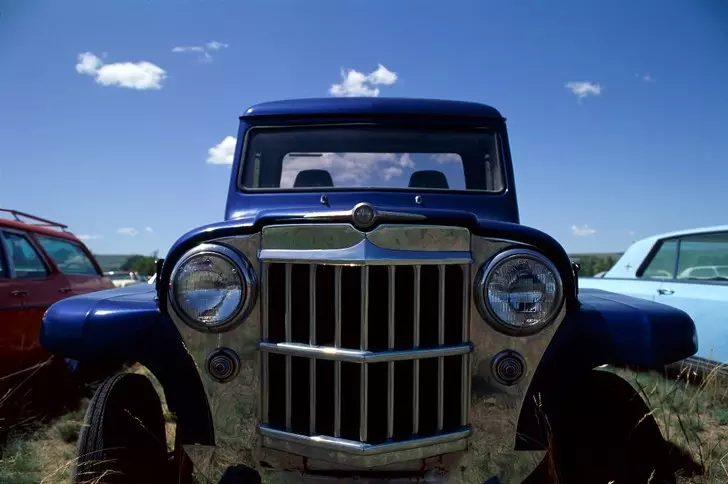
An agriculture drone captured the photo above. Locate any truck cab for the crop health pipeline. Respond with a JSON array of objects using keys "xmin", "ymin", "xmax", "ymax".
[{"xmin": 41, "ymin": 98, "xmax": 697, "ymax": 484}]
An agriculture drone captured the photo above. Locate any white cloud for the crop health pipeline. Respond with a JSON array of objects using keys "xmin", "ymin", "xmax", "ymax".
[
  {"xmin": 432, "ymin": 153, "xmax": 461, "ymax": 164},
  {"xmin": 206, "ymin": 41, "xmax": 229, "ymax": 50},
  {"xmin": 172, "ymin": 41, "xmax": 228, "ymax": 62},
  {"xmin": 207, "ymin": 136, "xmax": 237, "ymax": 164},
  {"xmin": 145, "ymin": 226, "xmax": 153, "ymax": 233},
  {"xmin": 639, "ymin": 73, "xmax": 656, "ymax": 83},
  {"xmin": 329, "ymin": 64, "xmax": 398, "ymax": 97},
  {"xmin": 571, "ymin": 224, "xmax": 597, "ymax": 236},
  {"xmin": 77, "ymin": 234, "xmax": 103, "ymax": 241},
  {"xmin": 117, "ymin": 227, "xmax": 139, "ymax": 236},
  {"xmin": 565, "ymin": 81, "xmax": 602, "ymax": 100},
  {"xmin": 76, "ymin": 52, "xmax": 166, "ymax": 90},
  {"xmin": 281, "ymin": 152, "xmax": 413, "ymax": 187},
  {"xmin": 628, "ymin": 230, "xmax": 636, "ymax": 236}
]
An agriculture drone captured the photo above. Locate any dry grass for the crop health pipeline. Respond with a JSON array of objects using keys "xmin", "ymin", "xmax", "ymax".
[
  {"xmin": 609, "ymin": 365, "xmax": 728, "ymax": 483},
  {"xmin": 0, "ymin": 365, "xmax": 727, "ymax": 483}
]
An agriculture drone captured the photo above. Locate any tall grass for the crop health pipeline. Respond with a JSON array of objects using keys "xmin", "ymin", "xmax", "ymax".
[
  {"xmin": 0, "ymin": 365, "xmax": 726, "ymax": 483},
  {"xmin": 611, "ymin": 365, "xmax": 728, "ymax": 483}
]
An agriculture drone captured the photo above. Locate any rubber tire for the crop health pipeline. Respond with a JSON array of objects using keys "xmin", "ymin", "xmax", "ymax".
[
  {"xmin": 548, "ymin": 370, "xmax": 676, "ymax": 484},
  {"xmin": 73, "ymin": 372, "xmax": 170, "ymax": 484}
]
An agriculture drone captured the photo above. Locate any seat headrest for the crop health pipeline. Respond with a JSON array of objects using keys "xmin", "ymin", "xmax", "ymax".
[
  {"xmin": 408, "ymin": 170, "xmax": 449, "ymax": 189},
  {"xmin": 293, "ymin": 169, "xmax": 334, "ymax": 188}
]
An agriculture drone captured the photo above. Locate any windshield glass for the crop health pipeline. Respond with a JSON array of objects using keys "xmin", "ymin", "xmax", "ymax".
[{"xmin": 240, "ymin": 126, "xmax": 504, "ymax": 192}]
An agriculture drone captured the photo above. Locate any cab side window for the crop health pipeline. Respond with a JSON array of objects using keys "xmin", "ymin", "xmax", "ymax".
[
  {"xmin": 676, "ymin": 232, "xmax": 728, "ymax": 282},
  {"xmin": 3, "ymin": 232, "xmax": 49, "ymax": 279},
  {"xmin": 0, "ymin": 237, "xmax": 7, "ymax": 278},
  {"xmin": 640, "ymin": 239, "xmax": 678, "ymax": 279},
  {"xmin": 36, "ymin": 236, "xmax": 99, "ymax": 276}
]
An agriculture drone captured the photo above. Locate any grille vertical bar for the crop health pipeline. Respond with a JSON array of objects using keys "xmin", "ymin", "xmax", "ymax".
[
  {"xmin": 261, "ymin": 262, "xmax": 270, "ymax": 424},
  {"xmin": 309, "ymin": 265, "xmax": 317, "ymax": 435},
  {"xmin": 437, "ymin": 265, "xmax": 445, "ymax": 433},
  {"xmin": 285, "ymin": 263, "xmax": 293, "ymax": 430},
  {"xmin": 262, "ymin": 259, "xmax": 470, "ymax": 446},
  {"xmin": 460, "ymin": 264, "xmax": 470, "ymax": 427},
  {"xmin": 334, "ymin": 266, "xmax": 342, "ymax": 438},
  {"xmin": 360, "ymin": 266, "xmax": 369, "ymax": 442},
  {"xmin": 412, "ymin": 265, "xmax": 421, "ymax": 436},
  {"xmin": 387, "ymin": 266, "xmax": 396, "ymax": 440}
]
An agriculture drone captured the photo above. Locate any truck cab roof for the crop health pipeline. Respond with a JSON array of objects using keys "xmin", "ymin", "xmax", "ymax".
[{"xmin": 241, "ymin": 97, "xmax": 505, "ymax": 120}]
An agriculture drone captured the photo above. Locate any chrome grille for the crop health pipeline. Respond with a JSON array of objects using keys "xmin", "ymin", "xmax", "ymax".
[{"xmin": 260, "ymin": 262, "xmax": 471, "ymax": 447}]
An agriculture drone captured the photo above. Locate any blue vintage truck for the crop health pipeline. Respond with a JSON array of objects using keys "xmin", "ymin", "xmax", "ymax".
[{"xmin": 41, "ymin": 98, "xmax": 697, "ymax": 484}]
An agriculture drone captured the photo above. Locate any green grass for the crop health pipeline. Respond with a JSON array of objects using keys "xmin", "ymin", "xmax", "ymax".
[{"xmin": 0, "ymin": 366, "xmax": 726, "ymax": 483}]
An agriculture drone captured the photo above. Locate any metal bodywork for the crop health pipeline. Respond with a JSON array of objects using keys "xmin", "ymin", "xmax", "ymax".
[
  {"xmin": 168, "ymin": 225, "xmax": 566, "ymax": 483},
  {"xmin": 0, "ymin": 213, "xmax": 113, "ymax": 378},
  {"xmin": 39, "ymin": 98, "xmax": 699, "ymax": 483},
  {"xmin": 580, "ymin": 224, "xmax": 728, "ymax": 369}
]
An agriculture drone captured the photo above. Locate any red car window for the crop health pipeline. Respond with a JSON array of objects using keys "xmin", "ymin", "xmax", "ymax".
[
  {"xmin": 0, "ymin": 237, "xmax": 7, "ymax": 278},
  {"xmin": 36, "ymin": 235, "xmax": 99, "ymax": 276},
  {"xmin": 3, "ymin": 232, "xmax": 49, "ymax": 279}
]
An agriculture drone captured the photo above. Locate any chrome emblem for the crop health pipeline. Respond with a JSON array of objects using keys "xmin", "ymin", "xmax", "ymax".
[{"xmin": 352, "ymin": 203, "xmax": 377, "ymax": 229}]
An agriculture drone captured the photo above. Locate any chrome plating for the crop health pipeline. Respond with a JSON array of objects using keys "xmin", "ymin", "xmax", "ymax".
[
  {"xmin": 166, "ymin": 229, "xmax": 565, "ymax": 484},
  {"xmin": 474, "ymin": 247, "xmax": 564, "ymax": 336},
  {"xmin": 169, "ymin": 242, "xmax": 258, "ymax": 333}
]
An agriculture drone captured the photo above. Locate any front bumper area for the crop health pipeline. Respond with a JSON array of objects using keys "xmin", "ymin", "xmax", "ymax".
[{"xmin": 169, "ymin": 225, "xmax": 562, "ymax": 484}]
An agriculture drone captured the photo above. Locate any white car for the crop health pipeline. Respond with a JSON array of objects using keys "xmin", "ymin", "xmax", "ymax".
[{"xmin": 104, "ymin": 271, "xmax": 145, "ymax": 288}]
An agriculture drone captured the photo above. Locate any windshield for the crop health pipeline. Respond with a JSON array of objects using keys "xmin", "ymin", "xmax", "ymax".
[{"xmin": 240, "ymin": 126, "xmax": 504, "ymax": 192}]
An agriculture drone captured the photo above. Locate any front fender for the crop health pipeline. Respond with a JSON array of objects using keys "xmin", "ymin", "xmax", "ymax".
[
  {"xmin": 516, "ymin": 288, "xmax": 697, "ymax": 450},
  {"xmin": 40, "ymin": 285, "xmax": 214, "ymax": 446},
  {"xmin": 574, "ymin": 288, "xmax": 697, "ymax": 368}
]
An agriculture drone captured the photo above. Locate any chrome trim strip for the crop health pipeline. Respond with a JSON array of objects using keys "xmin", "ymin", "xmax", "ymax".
[
  {"xmin": 285, "ymin": 263, "xmax": 292, "ymax": 430},
  {"xmin": 368, "ymin": 226, "xmax": 470, "ymax": 252},
  {"xmin": 259, "ymin": 425, "xmax": 471, "ymax": 456},
  {"xmin": 262, "ymin": 224, "xmax": 363, "ymax": 250},
  {"xmin": 334, "ymin": 266, "xmax": 342, "ymax": 438},
  {"xmin": 259, "ymin": 242, "xmax": 471, "ymax": 265},
  {"xmin": 437, "ymin": 265, "xmax": 445, "ymax": 432},
  {"xmin": 301, "ymin": 208, "xmax": 426, "ymax": 225},
  {"xmin": 309, "ymin": 264, "xmax": 317, "ymax": 435},
  {"xmin": 360, "ymin": 266, "xmax": 369, "ymax": 442},
  {"xmin": 413, "ymin": 265, "xmax": 421, "ymax": 435},
  {"xmin": 261, "ymin": 224, "xmax": 469, "ymax": 252},
  {"xmin": 387, "ymin": 266, "xmax": 395, "ymax": 440},
  {"xmin": 261, "ymin": 435, "xmax": 469, "ymax": 469},
  {"xmin": 258, "ymin": 342, "xmax": 472, "ymax": 363},
  {"xmin": 261, "ymin": 262, "xmax": 270, "ymax": 424},
  {"xmin": 461, "ymin": 263, "xmax": 470, "ymax": 427}
]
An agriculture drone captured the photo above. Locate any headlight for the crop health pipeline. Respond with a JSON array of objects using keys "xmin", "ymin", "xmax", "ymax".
[
  {"xmin": 170, "ymin": 244, "xmax": 257, "ymax": 332},
  {"xmin": 475, "ymin": 248, "xmax": 563, "ymax": 335}
]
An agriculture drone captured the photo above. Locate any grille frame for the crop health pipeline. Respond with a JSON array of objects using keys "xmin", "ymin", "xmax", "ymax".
[
  {"xmin": 258, "ymin": 224, "xmax": 473, "ymax": 463},
  {"xmin": 167, "ymin": 227, "xmax": 569, "ymax": 480}
]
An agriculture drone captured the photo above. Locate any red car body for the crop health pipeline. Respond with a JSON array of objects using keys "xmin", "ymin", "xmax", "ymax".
[{"xmin": 0, "ymin": 210, "xmax": 114, "ymax": 378}]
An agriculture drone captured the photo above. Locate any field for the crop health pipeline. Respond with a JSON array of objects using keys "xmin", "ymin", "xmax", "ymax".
[{"xmin": 0, "ymin": 364, "xmax": 726, "ymax": 483}]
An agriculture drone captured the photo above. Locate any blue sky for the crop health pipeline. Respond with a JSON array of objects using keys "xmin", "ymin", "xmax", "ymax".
[{"xmin": 1, "ymin": 0, "xmax": 727, "ymax": 256}]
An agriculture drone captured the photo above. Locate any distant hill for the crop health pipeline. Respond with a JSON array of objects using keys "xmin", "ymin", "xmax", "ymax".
[
  {"xmin": 94, "ymin": 254, "xmax": 131, "ymax": 272},
  {"xmin": 568, "ymin": 252, "xmax": 623, "ymax": 261}
]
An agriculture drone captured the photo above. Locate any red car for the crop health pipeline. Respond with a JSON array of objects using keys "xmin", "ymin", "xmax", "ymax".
[{"xmin": 0, "ymin": 209, "xmax": 114, "ymax": 379}]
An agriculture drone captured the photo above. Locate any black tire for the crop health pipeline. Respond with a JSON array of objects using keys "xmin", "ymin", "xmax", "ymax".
[
  {"xmin": 73, "ymin": 372, "xmax": 170, "ymax": 484},
  {"xmin": 547, "ymin": 370, "xmax": 677, "ymax": 484}
]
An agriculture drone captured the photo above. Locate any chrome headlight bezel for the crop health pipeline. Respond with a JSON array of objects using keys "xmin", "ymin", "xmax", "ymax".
[
  {"xmin": 474, "ymin": 248, "xmax": 564, "ymax": 336},
  {"xmin": 169, "ymin": 243, "xmax": 258, "ymax": 333}
]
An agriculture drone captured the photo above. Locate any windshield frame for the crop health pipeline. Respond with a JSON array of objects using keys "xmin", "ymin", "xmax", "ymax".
[{"xmin": 236, "ymin": 123, "xmax": 507, "ymax": 195}]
